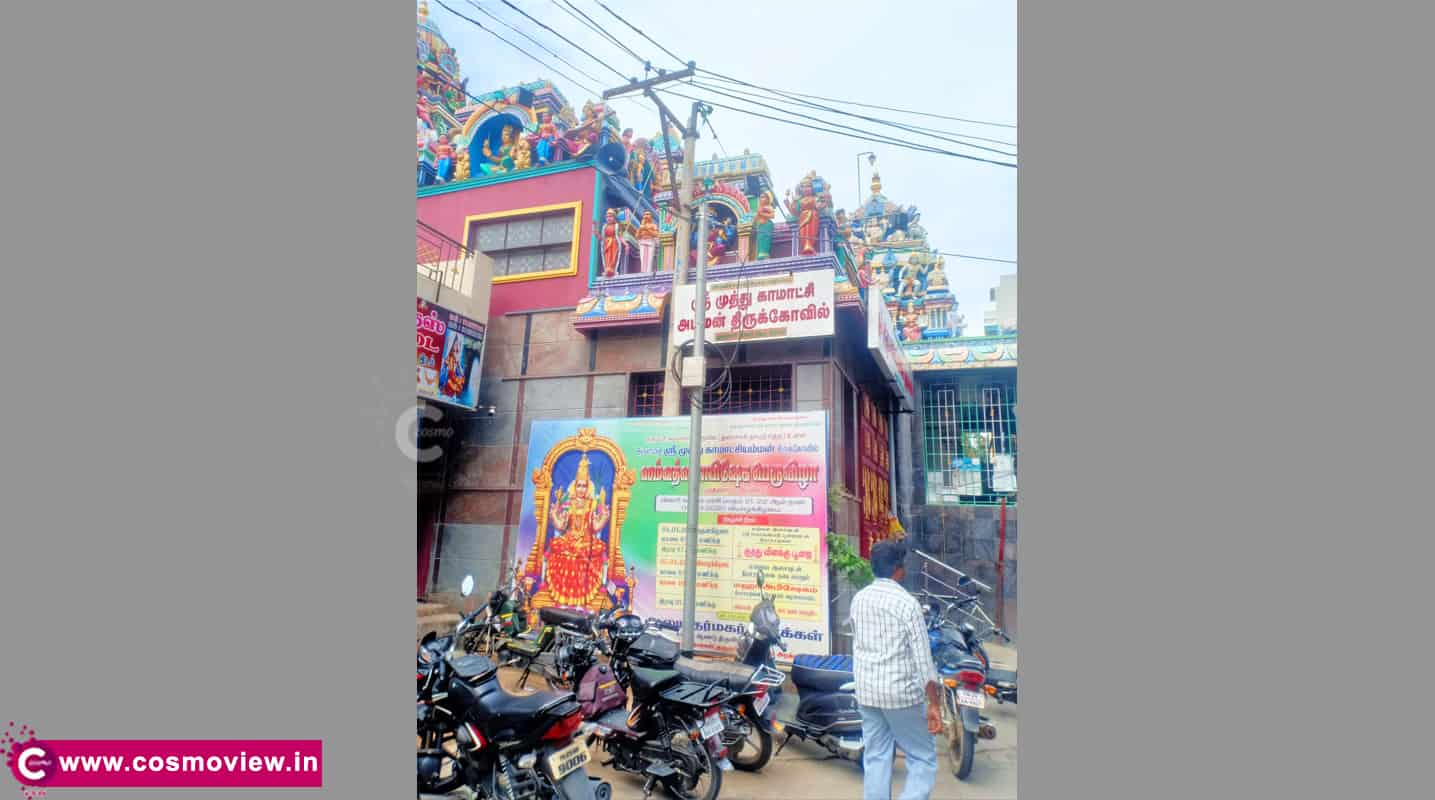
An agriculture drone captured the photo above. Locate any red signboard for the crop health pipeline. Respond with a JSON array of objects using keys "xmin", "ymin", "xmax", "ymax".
[{"xmin": 858, "ymin": 391, "xmax": 894, "ymax": 557}]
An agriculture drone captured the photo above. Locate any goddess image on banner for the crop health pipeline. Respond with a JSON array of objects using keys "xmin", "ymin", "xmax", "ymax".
[{"xmin": 514, "ymin": 412, "xmax": 830, "ymax": 658}]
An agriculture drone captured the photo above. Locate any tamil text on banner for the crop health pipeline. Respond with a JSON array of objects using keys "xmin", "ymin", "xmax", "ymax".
[
  {"xmin": 867, "ymin": 288, "xmax": 916, "ymax": 410},
  {"xmin": 670, "ymin": 269, "xmax": 835, "ymax": 346},
  {"xmin": 417, "ymin": 297, "xmax": 485, "ymax": 410},
  {"xmin": 513, "ymin": 413, "xmax": 830, "ymax": 659}
]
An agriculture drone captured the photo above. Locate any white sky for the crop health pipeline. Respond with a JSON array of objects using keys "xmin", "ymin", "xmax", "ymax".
[{"xmin": 427, "ymin": 0, "xmax": 1016, "ymax": 334}]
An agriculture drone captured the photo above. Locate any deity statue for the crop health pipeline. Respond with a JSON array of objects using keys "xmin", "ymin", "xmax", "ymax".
[
  {"xmin": 535, "ymin": 110, "xmax": 560, "ymax": 165},
  {"xmin": 784, "ymin": 176, "xmax": 821, "ymax": 256},
  {"xmin": 621, "ymin": 128, "xmax": 634, "ymax": 157},
  {"xmin": 417, "ymin": 96, "xmax": 432, "ymax": 128},
  {"xmin": 636, "ymin": 211, "xmax": 659, "ymax": 273},
  {"xmin": 627, "ymin": 139, "xmax": 655, "ymax": 198},
  {"xmin": 542, "ymin": 453, "xmax": 612, "ymax": 609},
  {"xmin": 898, "ymin": 304, "xmax": 925, "ymax": 343},
  {"xmin": 753, "ymin": 192, "xmax": 776, "ymax": 260},
  {"xmin": 454, "ymin": 148, "xmax": 470, "ymax": 181},
  {"xmin": 857, "ymin": 250, "xmax": 875, "ymax": 288},
  {"xmin": 512, "ymin": 136, "xmax": 532, "ymax": 170},
  {"xmin": 434, "ymin": 134, "xmax": 454, "ymax": 182},
  {"xmin": 482, "ymin": 125, "xmax": 517, "ymax": 173},
  {"xmin": 601, "ymin": 208, "xmax": 624, "ymax": 277},
  {"xmin": 926, "ymin": 256, "xmax": 948, "ymax": 291},
  {"xmin": 897, "ymin": 254, "xmax": 928, "ymax": 302}
]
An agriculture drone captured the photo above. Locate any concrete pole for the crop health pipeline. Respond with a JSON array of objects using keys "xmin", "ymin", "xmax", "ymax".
[
  {"xmin": 662, "ymin": 126, "xmax": 700, "ymax": 416},
  {"xmin": 682, "ymin": 201, "xmax": 709, "ymax": 653}
]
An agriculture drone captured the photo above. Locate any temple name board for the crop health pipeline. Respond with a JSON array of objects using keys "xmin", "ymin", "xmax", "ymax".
[{"xmin": 670, "ymin": 269, "xmax": 835, "ymax": 346}]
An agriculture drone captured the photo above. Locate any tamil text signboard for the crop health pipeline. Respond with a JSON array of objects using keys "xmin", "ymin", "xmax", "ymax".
[
  {"xmin": 670, "ymin": 269, "xmax": 835, "ymax": 347},
  {"xmin": 417, "ymin": 297, "xmax": 486, "ymax": 410}
]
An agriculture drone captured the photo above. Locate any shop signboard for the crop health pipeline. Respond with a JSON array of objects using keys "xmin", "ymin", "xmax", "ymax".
[
  {"xmin": 416, "ymin": 297, "xmax": 486, "ymax": 410},
  {"xmin": 867, "ymin": 290, "xmax": 915, "ymax": 411},
  {"xmin": 514, "ymin": 412, "xmax": 830, "ymax": 659},
  {"xmin": 670, "ymin": 269, "xmax": 835, "ymax": 347}
]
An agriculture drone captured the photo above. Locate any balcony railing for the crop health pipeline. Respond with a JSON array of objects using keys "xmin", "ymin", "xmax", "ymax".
[{"xmin": 416, "ymin": 219, "xmax": 468, "ymax": 295}]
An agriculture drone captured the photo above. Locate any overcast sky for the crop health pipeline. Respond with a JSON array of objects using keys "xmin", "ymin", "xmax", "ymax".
[{"xmin": 427, "ymin": 0, "xmax": 1016, "ymax": 334}]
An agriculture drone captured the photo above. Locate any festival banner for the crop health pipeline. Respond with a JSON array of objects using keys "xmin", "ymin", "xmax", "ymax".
[
  {"xmin": 670, "ymin": 269, "xmax": 835, "ymax": 346},
  {"xmin": 513, "ymin": 412, "xmax": 830, "ymax": 659},
  {"xmin": 417, "ymin": 297, "xmax": 486, "ymax": 410}
]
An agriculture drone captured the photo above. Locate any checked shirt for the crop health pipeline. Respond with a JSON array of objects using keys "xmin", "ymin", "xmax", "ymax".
[{"xmin": 848, "ymin": 577, "xmax": 940, "ymax": 709}]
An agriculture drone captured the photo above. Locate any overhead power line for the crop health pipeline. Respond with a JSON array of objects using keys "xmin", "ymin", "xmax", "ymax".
[
  {"xmin": 688, "ymin": 78, "xmax": 1017, "ymax": 155},
  {"xmin": 492, "ymin": 0, "xmax": 628, "ymax": 81},
  {"xmin": 463, "ymin": 0, "xmax": 605, "ymax": 86},
  {"xmin": 698, "ymin": 68, "xmax": 1016, "ymax": 130},
  {"xmin": 433, "ymin": 0, "xmax": 603, "ymax": 96},
  {"xmin": 553, "ymin": 0, "xmax": 649, "ymax": 69},
  {"xmin": 589, "ymin": 0, "xmax": 689, "ymax": 68},
  {"xmin": 689, "ymin": 78, "xmax": 1017, "ymax": 159},
  {"xmin": 657, "ymin": 86, "xmax": 1017, "ymax": 168}
]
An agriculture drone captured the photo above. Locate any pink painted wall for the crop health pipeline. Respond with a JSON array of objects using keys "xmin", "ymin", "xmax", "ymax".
[{"xmin": 417, "ymin": 166, "xmax": 599, "ymax": 318}]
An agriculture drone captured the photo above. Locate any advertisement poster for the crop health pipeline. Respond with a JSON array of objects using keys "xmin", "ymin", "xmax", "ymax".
[
  {"xmin": 416, "ymin": 297, "xmax": 486, "ymax": 410},
  {"xmin": 513, "ymin": 412, "xmax": 830, "ymax": 659},
  {"xmin": 991, "ymin": 453, "xmax": 1018, "ymax": 493},
  {"xmin": 858, "ymin": 391, "xmax": 894, "ymax": 557},
  {"xmin": 671, "ymin": 269, "xmax": 835, "ymax": 346},
  {"xmin": 955, "ymin": 457, "xmax": 985, "ymax": 496}
]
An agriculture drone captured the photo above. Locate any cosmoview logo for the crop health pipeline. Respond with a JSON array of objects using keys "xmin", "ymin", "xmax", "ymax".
[{"xmin": 15, "ymin": 744, "xmax": 53, "ymax": 783}]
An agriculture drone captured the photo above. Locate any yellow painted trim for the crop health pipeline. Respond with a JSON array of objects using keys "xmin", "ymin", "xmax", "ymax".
[{"xmin": 461, "ymin": 201, "xmax": 584, "ymax": 284}]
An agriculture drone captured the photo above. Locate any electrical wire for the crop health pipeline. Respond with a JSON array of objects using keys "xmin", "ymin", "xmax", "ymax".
[
  {"xmin": 493, "ymin": 0, "xmax": 629, "ymax": 81},
  {"xmin": 553, "ymin": 0, "xmax": 649, "ymax": 70},
  {"xmin": 433, "ymin": 0, "xmax": 604, "ymax": 97},
  {"xmin": 698, "ymin": 68, "xmax": 1017, "ymax": 130},
  {"xmin": 464, "ymin": 0, "xmax": 605, "ymax": 86},
  {"xmin": 657, "ymin": 87, "xmax": 1017, "ymax": 168},
  {"xmin": 588, "ymin": 0, "xmax": 689, "ymax": 69},
  {"xmin": 684, "ymin": 79, "xmax": 1018, "ymax": 163},
  {"xmin": 687, "ymin": 78, "xmax": 1017, "ymax": 156}
]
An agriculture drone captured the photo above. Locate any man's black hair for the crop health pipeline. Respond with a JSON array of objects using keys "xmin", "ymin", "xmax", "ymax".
[{"xmin": 870, "ymin": 539, "xmax": 908, "ymax": 579}]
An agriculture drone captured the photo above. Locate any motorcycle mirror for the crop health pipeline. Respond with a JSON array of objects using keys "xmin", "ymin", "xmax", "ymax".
[
  {"xmin": 755, "ymin": 570, "xmax": 765, "ymax": 589},
  {"xmin": 957, "ymin": 575, "xmax": 973, "ymax": 587},
  {"xmin": 460, "ymin": 575, "xmax": 475, "ymax": 597}
]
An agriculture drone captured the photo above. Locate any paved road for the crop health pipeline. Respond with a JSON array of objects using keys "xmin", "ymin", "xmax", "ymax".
[{"xmin": 494, "ymin": 667, "xmax": 1018, "ymax": 800}]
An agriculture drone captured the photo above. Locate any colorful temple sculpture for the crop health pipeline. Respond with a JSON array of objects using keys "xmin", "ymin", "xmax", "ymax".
[
  {"xmin": 841, "ymin": 165, "xmax": 964, "ymax": 340},
  {"xmin": 417, "ymin": 3, "xmax": 626, "ymax": 187}
]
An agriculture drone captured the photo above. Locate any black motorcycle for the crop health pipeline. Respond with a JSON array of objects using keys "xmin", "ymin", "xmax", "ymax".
[
  {"xmin": 721, "ymin": 570, "xmax": 788, "ymax": 772},
  {"xmin": 417, "ymin": 575, "xmax": 609, "ymax": 800},
  {"xmin": 581, "ymin": 617, "xmax": 736, "ymax": 800}
]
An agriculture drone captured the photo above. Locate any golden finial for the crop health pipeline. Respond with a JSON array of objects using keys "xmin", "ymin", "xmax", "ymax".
[
  {"xmin": 870, "ymin": 170, "xmax": 882, "ymax": 196},
  {"xmin": 418, "ymin": 0, "xmax": 429, "ymax": 23}
]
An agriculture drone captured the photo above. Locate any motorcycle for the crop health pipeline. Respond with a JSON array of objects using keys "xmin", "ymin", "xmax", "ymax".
[
  {"xmin": 921, "ymin": 594, "xmax": 997, "ymax": 780},
  {"xmin": 462, "ymin": 560, "xmax": 531, "ymax": 658},
  {"xmin": 578, "ymin": 614, "xmax": 736, "ymax": 800},
  {"xmin": 721, "ymin": 569, "xmax": 788, "ymax": 771},
  {"xmin": 418, "ymin": 575, "xmax": 610, "ymax": 800}
]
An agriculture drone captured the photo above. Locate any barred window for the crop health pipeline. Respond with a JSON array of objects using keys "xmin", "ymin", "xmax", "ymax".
[
  {"xmin": 682, "ymin": 365, "xmax": 792, "ymax": 415},
  {"xmin": 468, "ymin": 209, "xmax": 576, "ymax": 278},
  {"xmin": 628, "ymin": 372, "xmax": 666, "ymax": 417},
  {"xmin": 922, "ymin": 373, "xmax": 1017, "ymax": 506}
]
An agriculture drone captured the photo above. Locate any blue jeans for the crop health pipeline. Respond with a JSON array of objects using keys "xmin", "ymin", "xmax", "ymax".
[{"xmin": 861, "ymin": 703, "xmax": 938, "ymax": 800}]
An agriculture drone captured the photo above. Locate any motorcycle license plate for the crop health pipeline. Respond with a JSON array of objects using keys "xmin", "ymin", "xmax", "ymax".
[
  {"xmin": 957, "ymin": 689, "xmax": 986, "ymax": 709},
  {"xmin": 753, "ymin": 692, "xmax": 771, "ymax": 716},
  {"xmin": 700, "ymin": 712, "xmax": 725, "ymax": 741},
  {"xmin": 545, "ymin": 740, "xmax": 590, "ymax": 781}
]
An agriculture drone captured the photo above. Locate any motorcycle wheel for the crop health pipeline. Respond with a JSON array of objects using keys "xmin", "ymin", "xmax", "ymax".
[
  {"xmin": 940, "ymin": 696, "xmax": 978, "ymax": 780},
  {"xmin": 665, "ymin": 732, "xmax": 721, "ymax": 800},
  {"xmin": 727, "ymin": 721, "xmax": 772, "ymax": 772}
]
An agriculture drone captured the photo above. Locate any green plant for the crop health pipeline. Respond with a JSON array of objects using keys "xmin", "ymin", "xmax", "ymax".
[{"xmin": 828, "ymin": 533, "xmax": 874, "ymax": 590}]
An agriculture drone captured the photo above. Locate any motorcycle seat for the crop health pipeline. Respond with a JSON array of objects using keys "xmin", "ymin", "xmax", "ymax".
[
  {"xmin": 629, "ymin": 665, "xmax": 682, "ymax": 696},
  {"xmin": 673, "ymin": 656, "xmax": 758, "ymax": 692},
  {"xmin": 450, "ymin": 655, "xmax": 497, "ymax": 683},
  {"xmin": 791, "ymin": 655, "xmax": 855, "ymax": 692},
  {"xmin": 539, "ymin": 606, "xmax": 595, "ymax": 631},
  {"xmin": 500, "ymin": 638, "xmax": 544, "ymax": 658},
  {"xmin": 476, "ymin": 686, "xmax": 575, "ymax": 733}
]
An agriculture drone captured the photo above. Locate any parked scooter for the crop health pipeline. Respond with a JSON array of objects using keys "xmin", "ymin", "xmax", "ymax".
[
  {"xmin": 921, "ymin": 594, "xmax": 996, "ymax": 780},
  {"xmin": 417, "ymin": 575, "xmax": 609, "ymax": 800}
]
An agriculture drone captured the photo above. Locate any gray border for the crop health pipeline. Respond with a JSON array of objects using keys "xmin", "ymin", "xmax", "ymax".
[
  {"xmin": 1023, "ymin": 1, "xmax": 1429, "ymax": 797},
  {"xmin": 0, "ymin": 1, "xmax": 413, "ymax": 798}
]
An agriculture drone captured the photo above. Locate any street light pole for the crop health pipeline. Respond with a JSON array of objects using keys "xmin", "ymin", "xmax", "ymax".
[
  {"xmin": 682, "ymin": 193, "xmax": 710, "ymax": 653},
  {"xmin": 856, "ymin": 151, "xmax": 876, "ymax": 206}
]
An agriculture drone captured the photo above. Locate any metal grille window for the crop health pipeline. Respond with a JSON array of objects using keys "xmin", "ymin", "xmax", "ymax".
[
  {"xmin": 682, "ymin": 365, "xmax": 792, "ymax": 415},
  {"xmin": 628, "ymin": 372, "xmax": 666, "ymax": 417},
  {"xmin": 922, "ymin": 374, "xmax": 1017, "ymax": 505},
  {"xmin": 469, "ymin": 210, "xmax": 575, "ymax": 277}
]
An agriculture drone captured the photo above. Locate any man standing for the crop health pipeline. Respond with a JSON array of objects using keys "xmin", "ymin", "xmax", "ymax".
[{"xmin": 849, "ymin": 539, "xmax": 942, "ymax": 800}]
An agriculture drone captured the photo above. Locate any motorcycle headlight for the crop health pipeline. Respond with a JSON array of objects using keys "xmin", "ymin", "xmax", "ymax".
[{"xmin": 746, "ymin": 622, "xmax": 755, "ymax": 637}]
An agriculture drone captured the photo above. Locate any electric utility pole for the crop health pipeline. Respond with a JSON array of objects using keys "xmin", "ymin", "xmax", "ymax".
[{"xmin": 604, "ymin": 66, "xmax": 711, "ymax": 652}]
